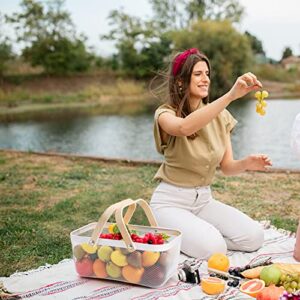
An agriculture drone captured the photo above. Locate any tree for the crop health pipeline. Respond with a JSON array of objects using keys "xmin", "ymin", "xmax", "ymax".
[
  {"xmin": 149, "ymin": 0, "xmax": 245, "ymax": 31},
  {"xmin": 102, "ymin": 9, "xmax": 172, "ymax": 78},
  {"xmin": 6, "ymin": 0, "xmax": 91, "ymax": 74},
  {"xmin": 172, "ymin": 20, "xmax": 253, "ymax": 99},
  {"xmin": 281, "ymin": 47, "xmax": 293, "ymax": 60},
  {"xmin": 0, "ymin": 13, "xmax": 14, "ymax": 77},
  {"xmin": 245, "ymin": 31, "xmax": 265, "ymax": 55}
]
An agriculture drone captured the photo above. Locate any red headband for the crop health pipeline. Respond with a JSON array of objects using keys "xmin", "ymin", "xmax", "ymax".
[{"xmin": 172, "ymin": 48, "xmax": 200, "ymax": 76}]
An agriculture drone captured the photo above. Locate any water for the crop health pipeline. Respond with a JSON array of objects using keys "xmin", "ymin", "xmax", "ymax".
[{"xmin": 1, "ymin": 99, "xmax": 300, "ymax": 170}]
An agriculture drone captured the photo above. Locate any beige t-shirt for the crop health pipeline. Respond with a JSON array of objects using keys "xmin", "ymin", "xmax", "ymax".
[{"xmin": 154, "ymin": 102, "xmax": 237, "ymax": 187}]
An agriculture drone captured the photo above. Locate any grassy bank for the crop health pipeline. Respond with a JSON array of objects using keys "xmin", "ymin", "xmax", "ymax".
[
  {"xmin": 1, "ymin": 71, "xmax": 300, "ymax": 122},
  {"xmin": 0, "ymin": 150, "xmax": 299, "ymax": 277},
  {"xmin": 0, "ymin": 73, "xmax": 158, "ymax": 122}
]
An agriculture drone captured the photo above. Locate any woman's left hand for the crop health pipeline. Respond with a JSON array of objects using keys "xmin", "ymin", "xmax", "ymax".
[{"xmin": 245, "ymin": 154, "xmax": 272, "ymax": 171}]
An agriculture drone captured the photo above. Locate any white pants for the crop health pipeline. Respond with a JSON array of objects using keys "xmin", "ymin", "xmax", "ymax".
[{"xmin": 150, "ymin": 182, "xmax": 264, "ymax": 259}]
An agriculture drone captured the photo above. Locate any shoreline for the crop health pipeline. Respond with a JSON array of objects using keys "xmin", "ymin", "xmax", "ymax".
[
  {"xmin": 1, "ymin": 96, "xmax": 300, "ymax": 123},
  {"xmin": 2, "ymin": 148, "xmax": 300, "ymax": 174}
]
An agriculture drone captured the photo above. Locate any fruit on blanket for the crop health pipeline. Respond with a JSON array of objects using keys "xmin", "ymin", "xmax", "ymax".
[
  {"xmin": 275, "ymin": 263, "xmax": 300, "ymax": 275},
  {"xmin": 242, "ymin": 263, "xmax": 300, "ymax": 279},
  {"xmin": 239, "ymin": 279, "xmax": 265, "ymax": 298},
  {"xmin": 127, "ymin": 251, "xmax": 142, "ymax": 268},
  {"xmin": 142, "ymin": 251, "xmax": 160, "ymax": 267},
  {"xmin": 75, "ymin": 257, "xmax": 94, "ymax": 277},
  {"xmin": 106, "ymin": 261, "xmax": 121, "ymax": 278},
  {"xmin": 97, "ymin": 245, "xmax": 113, "ymax": 262},
  {"xmin": 73, "ymin": 244, "xmax": 85, "ymax": 260},
  {"xmin": 122, "ymin": 265, "xmax": 145, "ymax": 284},
  {"xmin": 260, "ymin": 265, "xmax": 282, "ymax": 286},
  {"xmin": 279, "ymin": 273, "xmax": 300, "ymax": 293},
  {"xmin": 201, "ymin": 277, "xmax": 225, "ymax": 295},
  {"xmin": 142, "ymin": 265, "xmax": 166, "ymax": 287},
  {"xmin": 81, "ymin": 243, "xmax": 97, "ymax": 254},
  {"xmin": 93, "ymin": 259, "xmax": 108, "ymax": 278},
  {"xmin": 256, "ymin": 284, "xmax": 285, "ymax": 300},
  {"xmin": 242, "ymin": 266, "xmax": 265, "ymax": 279},
  {"xmin": 111, "ymin": 249, "xmax": 128, "ymax": 267},
  {"xmin": 207, "ymin": 253, "xmax": 230, "ymax": 272}
]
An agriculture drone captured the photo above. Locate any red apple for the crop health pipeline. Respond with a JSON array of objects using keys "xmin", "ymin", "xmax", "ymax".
[{"xmin": 75, "ymin": 258, "xmax": 94, "ymax": 277}]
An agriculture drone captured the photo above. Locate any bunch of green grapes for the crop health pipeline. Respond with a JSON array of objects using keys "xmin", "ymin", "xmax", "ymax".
[
  {"xmin": 279, "ymin": 273, "xmax": 300, "ymax": 294},
  {"xmin": 255, "ymin": 90, "xmax": 269, "ymax": 116}
]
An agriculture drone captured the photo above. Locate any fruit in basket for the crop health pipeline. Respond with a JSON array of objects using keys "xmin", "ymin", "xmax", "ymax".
[
  {"xmin": 106, "ymin": 261, "xmax": 122, "ymax": 278},
  {"xmin": 111, "ymin": 249, "xmax": 128, "ymax": 267},
  {"xmin": 260, "ymin": 265, "xmax": 282, "ymax": 286},
  {"xmin": 159, "ymin": 252, "xmax": 170, "ymax": 267},
  {"xmin": 127, "ymin": 251, "xmax": 142, "ymax": 268},
  {"xmin": 142, "ymin": 251, "xmax": 160, "ymax": 267},
  {"xmin": 201, "ymin": 277, "xmax": 225, "ymax": 295},
  {"xmin": 93, "ymin": 259, "xmax": 108, "ymax": 278},
  {"xmin": 142, "ymin": 264, "xmax": 166, "ymax": 287},
  {"xmin": 97, "ymin": 245, "xmax": 113, "ymax": 262},
  {"xmin": 73, "ymin": 244, "xmax": 85, "ymax": 260},
  {"xmin": 239, "ymin": 279, "xmax": 265, "ymax": 298},
  {"xmin": 207, "ymin": 253, "xmax": 230, "ymax": 272},
  {"xmin": 119, "ymin": 247, "xmax": 131, "ymax": 255},
  {"xmin": 122, "ymin": 265, "xmax": 145, "ymax": 284},
  {"xmin": 81, "ymin": 243, "xmax": 98, "ymax": 254},
  {"xmin": 75, "ymin": 257, "xmax": 94, "ymax": 277}
]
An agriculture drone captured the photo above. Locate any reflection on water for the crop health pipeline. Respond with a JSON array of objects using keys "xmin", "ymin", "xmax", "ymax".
[{"xmin": 1, "ymin": 99, "xmax": 300, "ymax": 170}]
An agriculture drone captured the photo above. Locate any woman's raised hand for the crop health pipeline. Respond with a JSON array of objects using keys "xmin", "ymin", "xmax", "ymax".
[{"xmin": 228, "ymin": 72, "xmax": 262, "ymax": 101}]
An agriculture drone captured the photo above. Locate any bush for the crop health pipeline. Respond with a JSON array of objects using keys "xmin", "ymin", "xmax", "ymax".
[{"xmin": 172, "ymin": 20, "xmax": 253, "ymax": 99}]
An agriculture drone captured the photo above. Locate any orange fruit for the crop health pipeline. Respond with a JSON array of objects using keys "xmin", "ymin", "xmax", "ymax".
[
  {"xmin": 122, "ymin": 265, "xmax": 144, "ymax": 284},
  {"xmin": 240, "ymin": 279, "xmax": 265, "ymax": 298},
  {"xmin": 93, "ymin": 259, "xmax": 108, "ymax": 278},
  {"xmin": 201, "ymin": 277, "xmax": 225, "ymax": 295},
  {"xmin": 142, "ymin": 251, "xmax": 160, "ymax": 267},
  {"xmin": 207, "ymin": 253, "xmax": 230, "ymax": 272},
  {"xmin": 241, "ymin": 266, "xmax": 264, "ymax": 279}
]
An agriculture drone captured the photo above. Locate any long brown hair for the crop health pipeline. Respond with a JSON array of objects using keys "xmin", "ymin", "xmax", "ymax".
[{"xmin": 169, "ymin": 51, "xmax": 211, "ymax": 119}]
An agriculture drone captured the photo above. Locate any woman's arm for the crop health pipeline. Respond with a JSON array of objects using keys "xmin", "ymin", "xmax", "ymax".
[
  {"xmin": 159, "ymin": 73, "xmax": 262, "ymax": 137},
  {"xmin": 220, "ymin": 134, "xmax": 272, "ymax": 176}
]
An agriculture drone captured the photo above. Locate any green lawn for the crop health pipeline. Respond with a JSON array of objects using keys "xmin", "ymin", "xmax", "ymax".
[{"xmin": 0, "ymin": 150, "xmax": 299, "ymax": 277}]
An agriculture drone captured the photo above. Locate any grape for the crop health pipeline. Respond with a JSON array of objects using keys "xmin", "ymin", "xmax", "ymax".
[
  {"xmin": 262, "ymin": 91, "xmax": 269, "ymax": 98},
  {"xmin": 254, "ymin": 90, "xmax": 269, "ymax": 116},
  {"xmin": 291, "ymin": 281, "xmax": 298, "ymax": 289}
]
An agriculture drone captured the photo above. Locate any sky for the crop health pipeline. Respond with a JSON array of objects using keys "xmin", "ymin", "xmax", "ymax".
[{"xmin": 1, "ymin": 0, "xmax": 300, "ymax": 61}]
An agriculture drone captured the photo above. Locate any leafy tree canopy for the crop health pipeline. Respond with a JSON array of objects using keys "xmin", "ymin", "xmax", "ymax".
[
  {"xmin": 6, "ymin": 0, "xmax": 91, "ymax": 74},
  {"xmin": 0, "ymin": 13, "xmax": 14, "ymax": 76},
  {"xmin": 281, "ymin": 47, "xmax": 293, "ymax": 60},
  {"xmin": 172, "ymin": 20, "xmax": 253, "ymax": 98}
]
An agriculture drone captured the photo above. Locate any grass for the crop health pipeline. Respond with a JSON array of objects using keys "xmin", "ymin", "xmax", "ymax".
[
  {"xmin": 0, "ymin": 75, "xmax": 148, "ymax": 106},
  {"xmin": 0, "ymin": 150, "xmax": 300, "ymax": 277}
]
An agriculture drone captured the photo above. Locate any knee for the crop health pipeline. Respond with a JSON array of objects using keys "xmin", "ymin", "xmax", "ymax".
[
  {"xmin": 181, "ymin": 231, "xmax": 227, "ymax": 260},
  {"xmin": 242, "ymin": 223, "xmax": 264, "ymax": 252}
]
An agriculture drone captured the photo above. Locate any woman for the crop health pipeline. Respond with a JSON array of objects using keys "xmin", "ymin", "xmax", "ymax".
[{"xmin": 150, "ymin": 48, "xmax": 272, "ymax": 259}]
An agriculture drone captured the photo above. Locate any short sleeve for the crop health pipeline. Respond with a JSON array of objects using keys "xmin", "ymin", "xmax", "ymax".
[
  {"xmin": 153, "ymin": 106, "xmax": 176, "ymax": 154},
  {"xmin": 222, "ymin": 109, "xmax": 238, "ymax": 133},
  {"xmin": 291, "ymin": 113, "xmax": 300, "ymax": 159}
]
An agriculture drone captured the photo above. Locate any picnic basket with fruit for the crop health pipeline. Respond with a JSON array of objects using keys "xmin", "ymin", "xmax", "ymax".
[{"xmin": 70, "ymin": 198, "xmax": 182, "ymax": 288}]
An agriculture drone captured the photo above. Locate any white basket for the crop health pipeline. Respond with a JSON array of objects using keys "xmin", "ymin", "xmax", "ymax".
[{"xmin": 70, "ymin": 199, "xmax": 182, "ymax": 288}]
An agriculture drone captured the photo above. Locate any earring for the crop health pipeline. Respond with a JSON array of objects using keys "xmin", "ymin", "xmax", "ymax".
[{"xmin": 179, "ymin": 86, "xmax": 182, "ymax": 92}]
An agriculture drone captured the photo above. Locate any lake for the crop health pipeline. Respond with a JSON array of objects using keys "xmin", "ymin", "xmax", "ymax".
[{"xmin": 1, "ymin": 99, "xmax": 300, "ymax": 170}]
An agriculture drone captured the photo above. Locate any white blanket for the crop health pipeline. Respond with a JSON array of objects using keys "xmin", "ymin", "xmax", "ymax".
[{"xmin": 0, "ymin": 222, "xmax": 297, "ymax": 300}]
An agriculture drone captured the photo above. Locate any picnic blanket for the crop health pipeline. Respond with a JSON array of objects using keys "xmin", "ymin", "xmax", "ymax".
[{"xmin": 0, "ymin": 221, "xmax": 298, "ymax": 300}]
